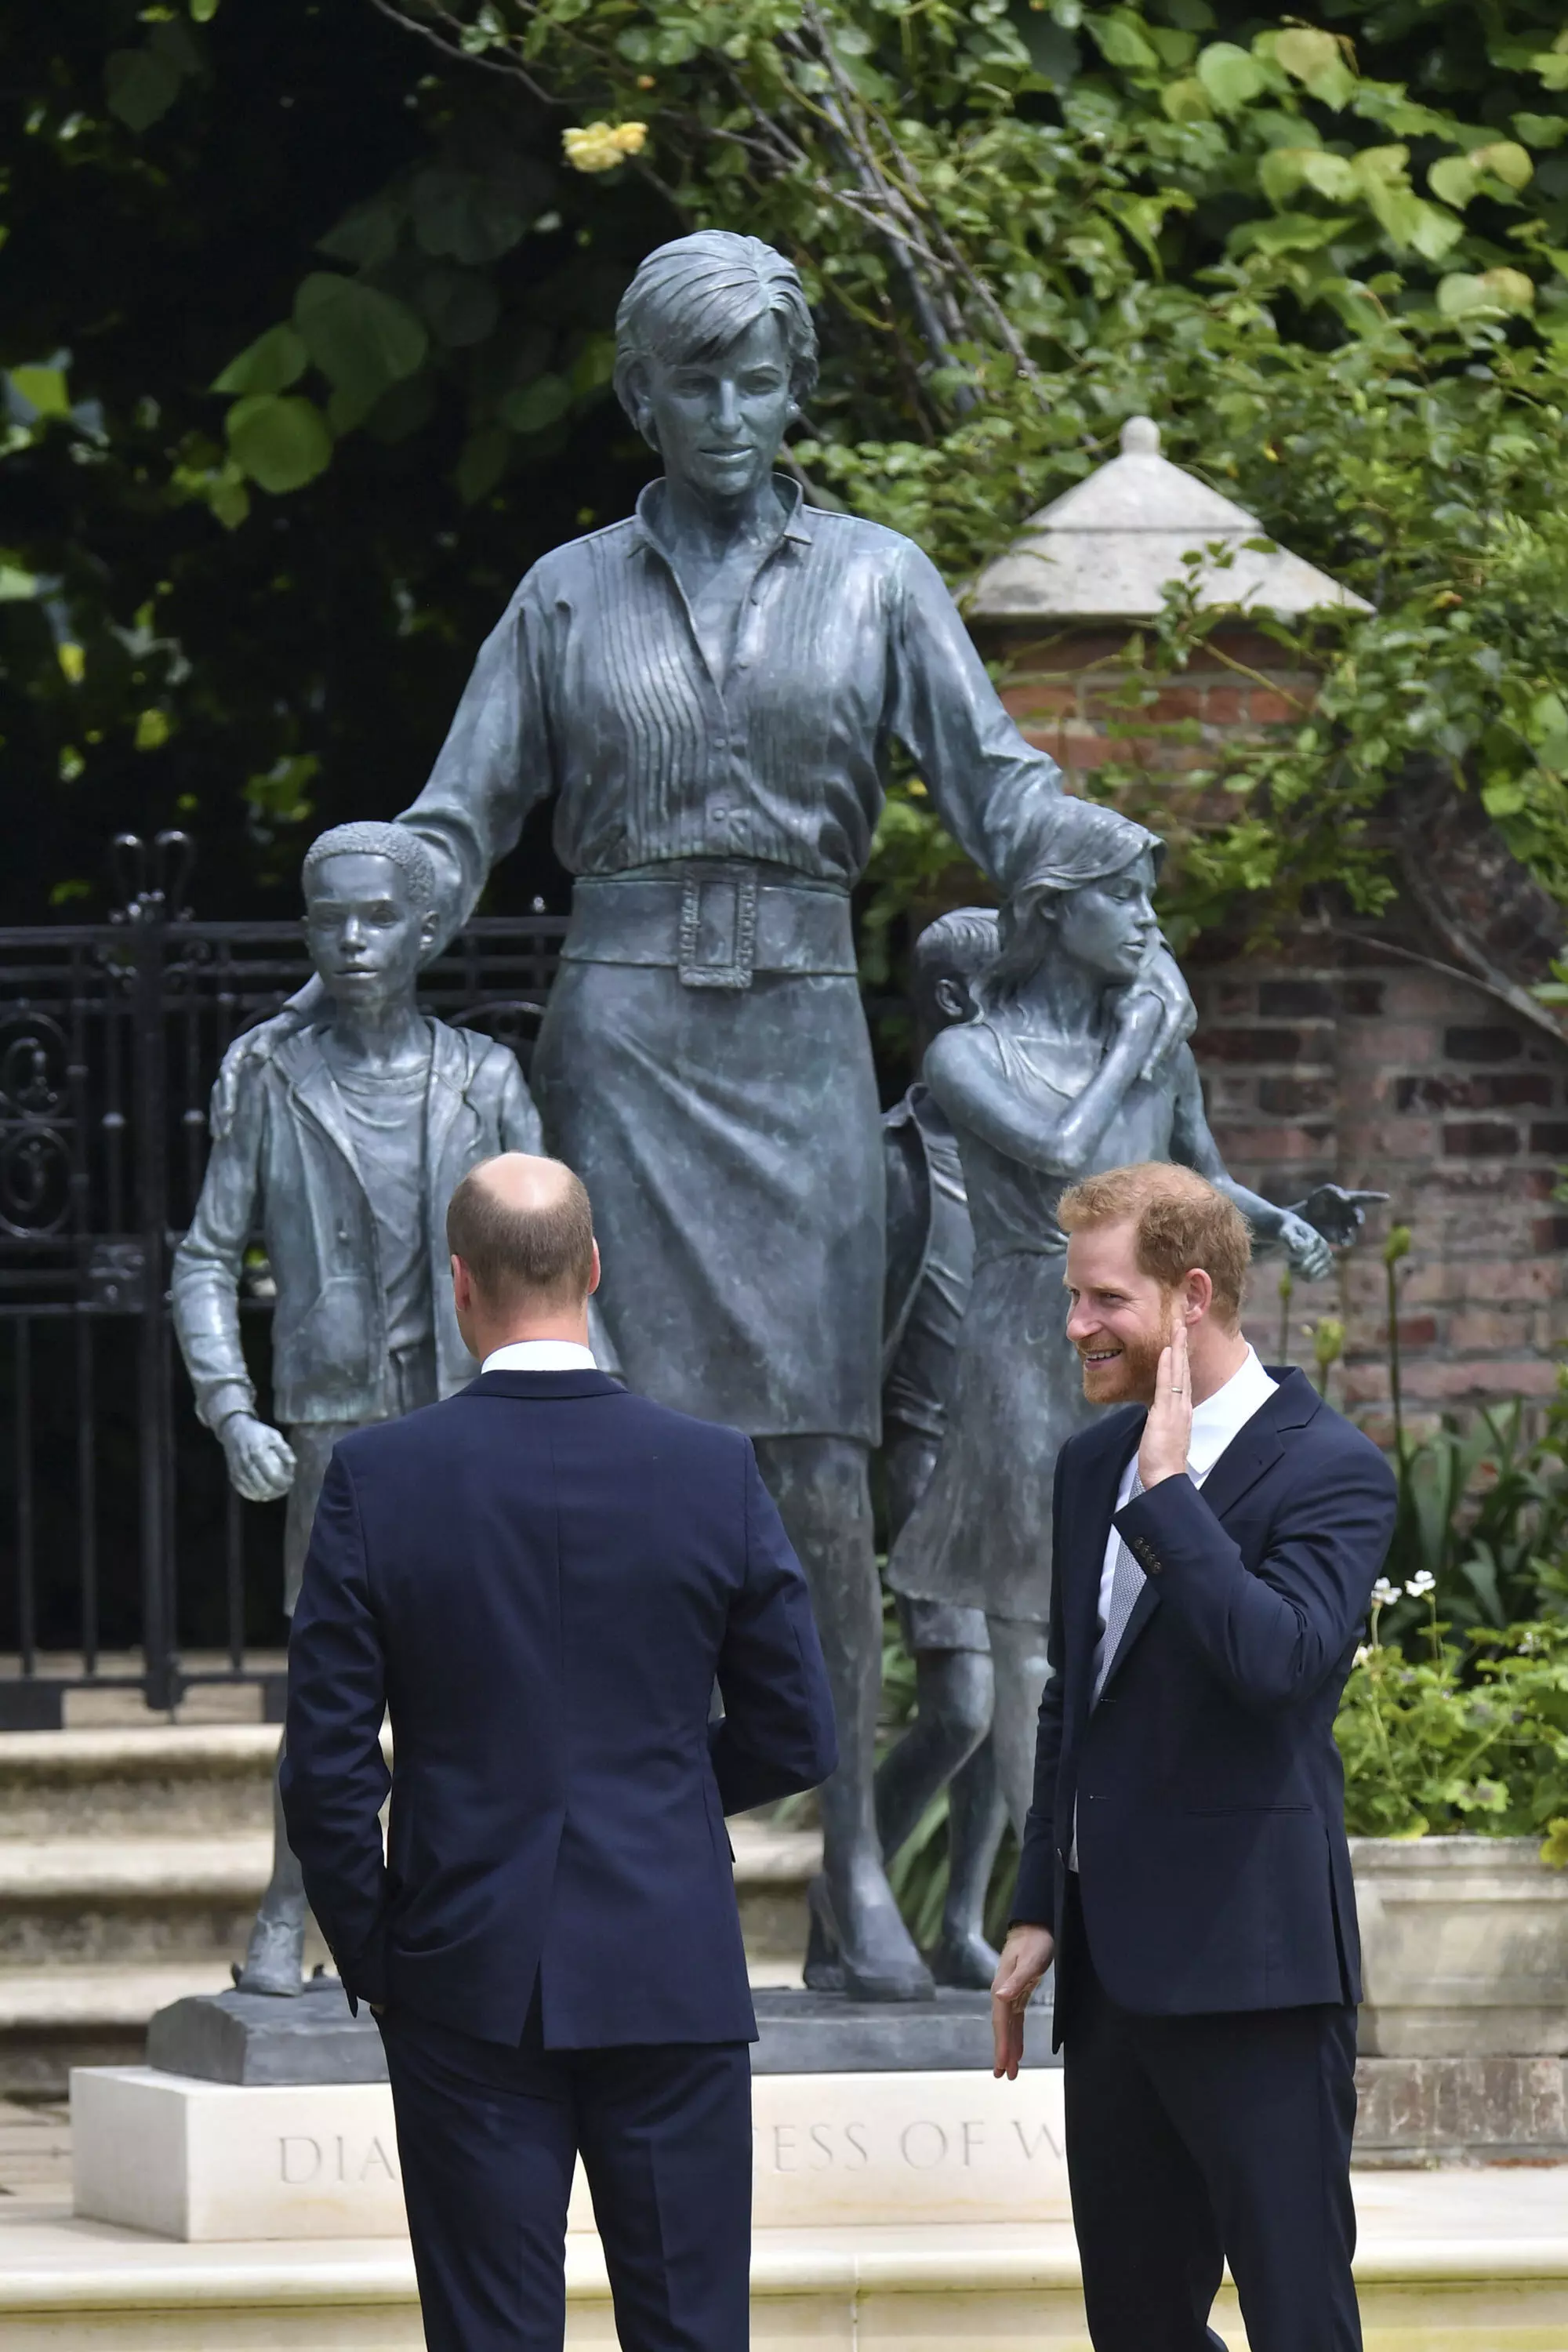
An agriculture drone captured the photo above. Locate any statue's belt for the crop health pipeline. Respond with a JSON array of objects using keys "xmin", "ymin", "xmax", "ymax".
[{"xmin": 563, "ymin": 869, "xmax": 857, "ymax": 991}]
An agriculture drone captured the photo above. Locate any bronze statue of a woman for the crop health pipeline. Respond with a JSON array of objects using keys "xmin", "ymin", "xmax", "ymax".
[{"xmin": 372, "ymin": 233, "xmax": 1193, "ymax": 1999}]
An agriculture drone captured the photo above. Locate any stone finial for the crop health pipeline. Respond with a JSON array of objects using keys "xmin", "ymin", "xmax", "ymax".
[{"xmin": 965, "ymin": 417, "xmax": 1371, "ymax": 622}]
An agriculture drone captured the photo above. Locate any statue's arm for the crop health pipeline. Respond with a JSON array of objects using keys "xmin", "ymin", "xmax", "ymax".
[
  {"xmin": 924, "ymin": 1000, "xmax": 1161, "ymax": 1178},
  {"xmin": 884, "ymin": 541, "xmax": 1063, "ymax": 884},
  {"xmin": 1171, "ymin": 1051, "xmax": 1332, "ymax": 1279},
  {"xmin": 396, "ymin": 578, "xmax": 557, "ymax": 956},
  {"xmin": 170, "ymin": 1054, "xmax": 267, "ymax": 1432}
]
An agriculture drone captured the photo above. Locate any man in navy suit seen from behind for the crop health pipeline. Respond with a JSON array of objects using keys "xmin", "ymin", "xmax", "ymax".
[
  {"xmin": 989, "ymin": 1163, "xmax": 1396, "ymax": 2352},
  {"xmin": 281, "ymin": 1151, "xmax": 837, "ymax": 2352}
]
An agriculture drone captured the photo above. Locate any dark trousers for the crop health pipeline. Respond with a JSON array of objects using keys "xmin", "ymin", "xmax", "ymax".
[
  {"xmin": 379, "ymin": 1995, "xmax": 753, "ymax": 2352},
  {"xmin": 1060, "ymin": 1884, "xmax": 1361, "ymax": 2352}
]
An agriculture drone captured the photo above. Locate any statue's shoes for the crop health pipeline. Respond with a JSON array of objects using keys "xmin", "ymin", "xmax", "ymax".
[
  {"xmin": 928, "ymin": 1924, "xmax": 1001, "ymax": 1991},
  {"xmin": 234, "ymin": 1909, "xmax": 307, "ymax": 1998},
  {"xmin": 829, "ymin": 1870, "xmax": 935, "ymax": 2004},
  {"xmin": 803, "ymin": 1876, "xmax": 848, "ymax": 1993}
]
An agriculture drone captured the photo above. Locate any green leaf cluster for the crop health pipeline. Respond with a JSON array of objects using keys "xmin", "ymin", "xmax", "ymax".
[
  {"xmin": 7, "ymin": 0, "xmax": 1568, "ymax": 942},
  {"xmin": 1337, "ymin": 1612, "xmax": 1568, "ymax": 1848},
  {"xmin": 326, "ymin": 0, "xmax": 1568, "ymax": 945}
]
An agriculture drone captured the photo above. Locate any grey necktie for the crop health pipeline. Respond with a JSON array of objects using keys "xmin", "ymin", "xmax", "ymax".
[{"xmin": 1091, "ymin": 1471, "xmax": 1145, "ymax": 1705}]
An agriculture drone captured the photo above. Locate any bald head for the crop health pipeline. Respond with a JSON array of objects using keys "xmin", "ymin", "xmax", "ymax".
[{"xmin": 446, "ymin": 1154, "xmax": 597, "ymax": 1323}]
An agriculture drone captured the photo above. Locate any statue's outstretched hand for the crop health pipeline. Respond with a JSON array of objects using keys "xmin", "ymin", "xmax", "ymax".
[
  {"xmin": 220, "ymin": 1414, "xmax": 297, "ymax": 1503},
  {"xmin": 1276, "ymin": 1210, "xmax": 1333, "ymax": 1283},
  {"xmin": 1287, "ymin": 1183, "xmax": 1389, "ymax": 1249}
]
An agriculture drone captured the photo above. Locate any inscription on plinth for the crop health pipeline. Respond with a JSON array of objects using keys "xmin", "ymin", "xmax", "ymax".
[
  {"xmin": 750, "ymin": 2069, "xmax": 1069, "ymax": 2225},
  {"xmin": 73, "ymin": 2064, "xmax": 1069, "ymax": 2241}
]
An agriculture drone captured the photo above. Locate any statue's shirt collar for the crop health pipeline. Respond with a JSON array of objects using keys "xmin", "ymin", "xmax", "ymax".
[{"xmin": 627, "ymin": 474, "xmax": 816, "ymax": 564}]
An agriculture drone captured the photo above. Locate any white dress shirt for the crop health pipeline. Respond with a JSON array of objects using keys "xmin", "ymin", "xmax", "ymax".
[
  {"xmin": 481, "ymin": 1340, "xmax": 598, "ymax": 1373},
  {"xmin": 1069, "ymin": 1345, "xmax": 1279, "ymax": 1871}
]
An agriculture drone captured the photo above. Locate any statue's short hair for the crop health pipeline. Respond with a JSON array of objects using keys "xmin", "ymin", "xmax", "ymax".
[
  {"xmin": 913, "ymin": 906, "xmax": 999, "ymax": 986},
  {"xmin": 613, "ymin": 231, "xmax": 819, "ymax": 435},
  {"xmin": 302, "ymin": 822, "xmax": 437, "ymax": 917},
  {"xmin": 1058, "ymin": 1163, "xmax": 1252, "ymax": 1331}
]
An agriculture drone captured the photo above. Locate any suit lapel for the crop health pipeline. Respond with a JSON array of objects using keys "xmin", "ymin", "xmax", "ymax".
[
  {"xmin": 1094, "ymin": 1367, "xmax": 1320, "ymax": 1700},
  {"xmin": 1069, "ymin": 1410, "xmax": 1143, "ymax": 1704}
]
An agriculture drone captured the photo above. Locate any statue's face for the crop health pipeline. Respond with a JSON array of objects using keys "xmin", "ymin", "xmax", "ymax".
[
  {"xmin": 1054, "ymin": 852, "xmax": 1159, "ymax": 986},
  {"xmin": 305, "ymin": 852, "xmax": 434, "ymax": 1007},
  {"xmin": 639, "ymin": 311, "xmax": 794, "ymax": 505}
]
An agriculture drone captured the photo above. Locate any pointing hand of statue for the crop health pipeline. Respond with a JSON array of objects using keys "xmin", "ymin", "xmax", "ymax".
[
  {"xmin": 1287, "ymin": 1183, "xmax": 1389, "ymax": 1249},
  {"xmin": 220, "ymin": 1414, "xmax": 298, "ymax": 1503}
]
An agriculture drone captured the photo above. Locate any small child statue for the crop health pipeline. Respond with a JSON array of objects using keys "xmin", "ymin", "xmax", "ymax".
[
  {"xmin": 172, "ymin": 820, "xmax": 545, "ymax": 1995},
  {"xmin": 877, "ymin": 906, "xmax": 1008, "ymax": 1987}
]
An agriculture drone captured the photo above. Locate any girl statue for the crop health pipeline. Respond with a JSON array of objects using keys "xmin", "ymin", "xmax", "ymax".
[{"xmin": 887, "ymin": 800, "xmax": 1335, "ymax": 1846}]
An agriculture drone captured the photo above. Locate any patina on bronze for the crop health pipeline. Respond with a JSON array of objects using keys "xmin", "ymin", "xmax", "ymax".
[
  {"xmin": 172, "ymin": 822, "xmax": 543, "ymax": 1996},
  {"xmin": 869, "ymin": 909, "xmax": 1007, "ymax": 1992},
  {"xmin": 382, "ymin": 231, "xmax": 1197, "ymax": 2000},
  {"xmin": 888, "ymin": 800, "xmax": 1376, "ymax": 1840}
]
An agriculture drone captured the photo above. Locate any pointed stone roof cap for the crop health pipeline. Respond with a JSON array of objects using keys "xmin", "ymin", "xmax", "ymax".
[{"xmin": 965, "ymin": 417, "xmax": 1371, "ymax": 622}]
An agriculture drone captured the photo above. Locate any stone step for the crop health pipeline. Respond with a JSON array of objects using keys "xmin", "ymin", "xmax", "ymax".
[
  {"xmin": 0, "ymin": 1836, "xmax": 305, "ymax": 1969},
  {"xmin": 0, "ymin": 1726, "xmax": 287, "ymax": 1839},
  {"xmin": 0, "ymin": 1820, "xmax": 817, "ymax": 1962},
  {"xmin": 0, "ymin": 1791, "xmax": 818, "ymax": 2093},
  {"xmin": 6, "ymin": 2172, "xmax": 1568, "ymax": 2348}
]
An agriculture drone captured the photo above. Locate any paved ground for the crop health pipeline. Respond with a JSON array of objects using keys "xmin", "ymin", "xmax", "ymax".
[{"xmin": 0, "ymin": 2099, "xmax": 71, "ymax": 2203}]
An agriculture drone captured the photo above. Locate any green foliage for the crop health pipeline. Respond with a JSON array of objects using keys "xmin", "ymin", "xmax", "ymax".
[
  {"xmin": 0, "ymin": 2, "xmax": 656, "ymax": 920},
  {"xmin": 1376, "ymin": 1395, "xmax": 1568, "ymax": 1641},
  {"xmin": 1336, "ymin": 1604, "xmax": 1568, "ymax": 1849},
  {"xmin": 6, "ymin": 0, "xmax": 1568, "ymax": 936},
  {"xmin": 315, "ymin": 0, "xmax": 1568, "ymax": 946}
]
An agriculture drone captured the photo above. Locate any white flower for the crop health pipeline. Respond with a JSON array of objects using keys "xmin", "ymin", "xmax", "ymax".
[
  {"xmin": 1371, "ymin": 1577, "xmax": 1399, "ymax": 1610},
  {"xmin": 1405, "ymin": 1570, "xmax": 1436, "ymax": 1599},
  {"xmin": 1354, "ymin": 1645, "xmax": 1373, "ymax": 1667}
]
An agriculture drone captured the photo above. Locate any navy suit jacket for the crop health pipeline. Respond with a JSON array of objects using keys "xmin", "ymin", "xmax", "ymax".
[
  {"xmin": 1011, "ymin": 1367, "xmax": 1396, "ymax": 2038},
  {"xmin": 280, "ymin": 1369, "xmax": 837, "ymax": 2049}
]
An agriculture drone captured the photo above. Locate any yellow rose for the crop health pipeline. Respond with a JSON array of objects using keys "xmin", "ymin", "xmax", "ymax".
[{"xmin": 562, "ymin": 121, "xmax": 648, "ymax": 174}]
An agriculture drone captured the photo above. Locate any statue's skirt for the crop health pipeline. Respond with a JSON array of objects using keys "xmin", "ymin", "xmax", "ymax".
[
  {"xmin": 889, "ymin": 1247, "xmax": 1094, "ymax": 1624},
  {"xmin": 532, "ymin": 958, "xmax": 884, "ymax": 1446}
]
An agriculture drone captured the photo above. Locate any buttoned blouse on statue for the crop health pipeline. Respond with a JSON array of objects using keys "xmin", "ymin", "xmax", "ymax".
[{"xmin": 397, "ymin": 477, "xmax": 1070, "ymax": 1442}]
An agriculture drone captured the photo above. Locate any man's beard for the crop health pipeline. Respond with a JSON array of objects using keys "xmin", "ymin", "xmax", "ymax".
[{"xmin": 1076, "ymin": 1318, "xmax": 1167, "ymax": 1406}]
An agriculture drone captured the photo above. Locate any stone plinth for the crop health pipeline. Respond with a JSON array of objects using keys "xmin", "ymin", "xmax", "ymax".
[
  {"xmin": 71, "ymin": 2062, "xmax": 1070, "ymax": 2241},
  {"xmin": 146, "ymin": 1981, "xmax": 383, "ymax": 2086},
  {"xmin": 142, "ymin": 1980, "xmax": 1057, "ymax": 2087}
]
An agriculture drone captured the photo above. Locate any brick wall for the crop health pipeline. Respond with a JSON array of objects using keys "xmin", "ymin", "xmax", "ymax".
[
  {"xmin": 992, "ymin": 624, "xmax": 1319, "ymax": 793},
  {"xmin": 981, "ymin": 619, "xmax": 1568, "ymax": 1432},
  {"xmin": 1187, "ymin": 938, "xmax": 1568, "ymax": 1434}
]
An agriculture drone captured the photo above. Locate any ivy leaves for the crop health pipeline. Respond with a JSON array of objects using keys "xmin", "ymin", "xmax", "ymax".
[
  {"xmin": 206, "ymin": 110, "xmax": 585, "ymax": 507},
  {"xmin": 212, "ymin": 277, "xmax": 427, "ymax": 495}
]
